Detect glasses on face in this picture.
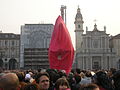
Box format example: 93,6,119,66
40,80,50,83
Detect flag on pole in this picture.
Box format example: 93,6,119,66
48,16,74,75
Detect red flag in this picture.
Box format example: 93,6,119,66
48,16,74,74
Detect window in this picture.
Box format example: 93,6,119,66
5,59,7,61
12,41,14,46
78,25,80,28
5,35,8,38
5,41,7,46
93,62,99,69
12,35,14,38
92,56,101,69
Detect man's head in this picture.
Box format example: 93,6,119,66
35,72,50,90
81,83,100,90
0,73,19,90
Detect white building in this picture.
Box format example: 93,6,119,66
74,7,117,70
0,32,20,69
20,24,54,69
110,34,120,69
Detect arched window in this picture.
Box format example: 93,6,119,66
9,59,17,70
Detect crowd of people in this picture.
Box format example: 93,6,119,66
0,68,120,90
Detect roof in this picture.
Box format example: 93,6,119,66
111,34,120,39
25,24,54,26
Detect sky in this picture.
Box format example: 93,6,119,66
0,0,120,47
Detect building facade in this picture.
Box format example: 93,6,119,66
24,48,49,70
20,24,54,69
0,32,20,69
110,34,120,69
74,7,117,70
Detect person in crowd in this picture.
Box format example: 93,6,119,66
107,68,116,87
54,77,71,90
25,70,32,83
112,70,120,90
79,72,85,80
72,74,81,90
35,72,50,90
67,72,76,90
80,83,100,90
107,68,116,78
16,71,27,90
0,73,20,90
80,70,92,85
58,70,67,78
23,83,40,90
46,69,60,90
0,72,5,79
75,68,81,75
92,71,114,90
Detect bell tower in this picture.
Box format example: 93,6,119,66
74,6,84,52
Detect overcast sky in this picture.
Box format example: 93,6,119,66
0,0,120,46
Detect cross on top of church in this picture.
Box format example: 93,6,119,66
94,19,97,24
93,19,98,30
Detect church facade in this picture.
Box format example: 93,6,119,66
74,7,117,70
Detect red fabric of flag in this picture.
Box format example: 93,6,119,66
48,16,74,74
